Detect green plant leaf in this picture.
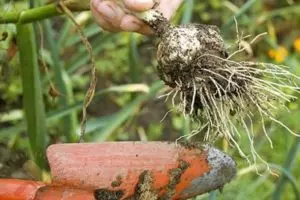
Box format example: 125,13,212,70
129,33,140,83
16,22,47,169
66,33,115,74
42,19,78,142
181,0,194,24
93,82,163,141
0,84,150,139
222,0,258,32
273,138,300,200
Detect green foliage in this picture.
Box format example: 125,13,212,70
0,0,300,199
42,19,77,142
16,22,47,169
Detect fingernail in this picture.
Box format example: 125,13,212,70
97,1,117,20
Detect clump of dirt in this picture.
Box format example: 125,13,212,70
160,160,190,200
141,10,170,36
126,161,190,200
144,10,300,165
94,188,124,200
111,175,123,188
126,170,158,200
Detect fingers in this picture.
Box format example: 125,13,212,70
120,15,153,34
91,0,126,32
91,0,153,33
157,0,183,19
91,5,118,32
123,0,156,12
120,15,143,31
90,0,184,34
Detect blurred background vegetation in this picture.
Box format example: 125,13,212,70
0,0,300,199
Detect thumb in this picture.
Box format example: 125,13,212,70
123,0,156,12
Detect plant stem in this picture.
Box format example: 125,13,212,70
62,0,90,11
222,0,258,32
0,1,90,24
181,0,194,24
273,137,300,200
0,0,161,27
42,20,78,142
0,4,60,24
129,33,140,83
16,22,47,170
209,191,217,200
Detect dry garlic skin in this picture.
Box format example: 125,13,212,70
156,24,227,87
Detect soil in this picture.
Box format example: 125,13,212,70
0,143,32,180
94,159,190,200
142,10,170,36
156,23,227,86
126,170,158,200
94,188,124,200
155,22,234,113
111,175,123,188
159,159,190,200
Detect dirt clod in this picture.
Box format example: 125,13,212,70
126,170,158,200
111,175,123,188
156,23,230,113
141,10,170,36
159,160,190,200
94,189,124,200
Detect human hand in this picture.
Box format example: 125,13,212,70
90,0,183,34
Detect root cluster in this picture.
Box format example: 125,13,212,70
164,53,300,167
147,13,300,166
167,57,299,157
